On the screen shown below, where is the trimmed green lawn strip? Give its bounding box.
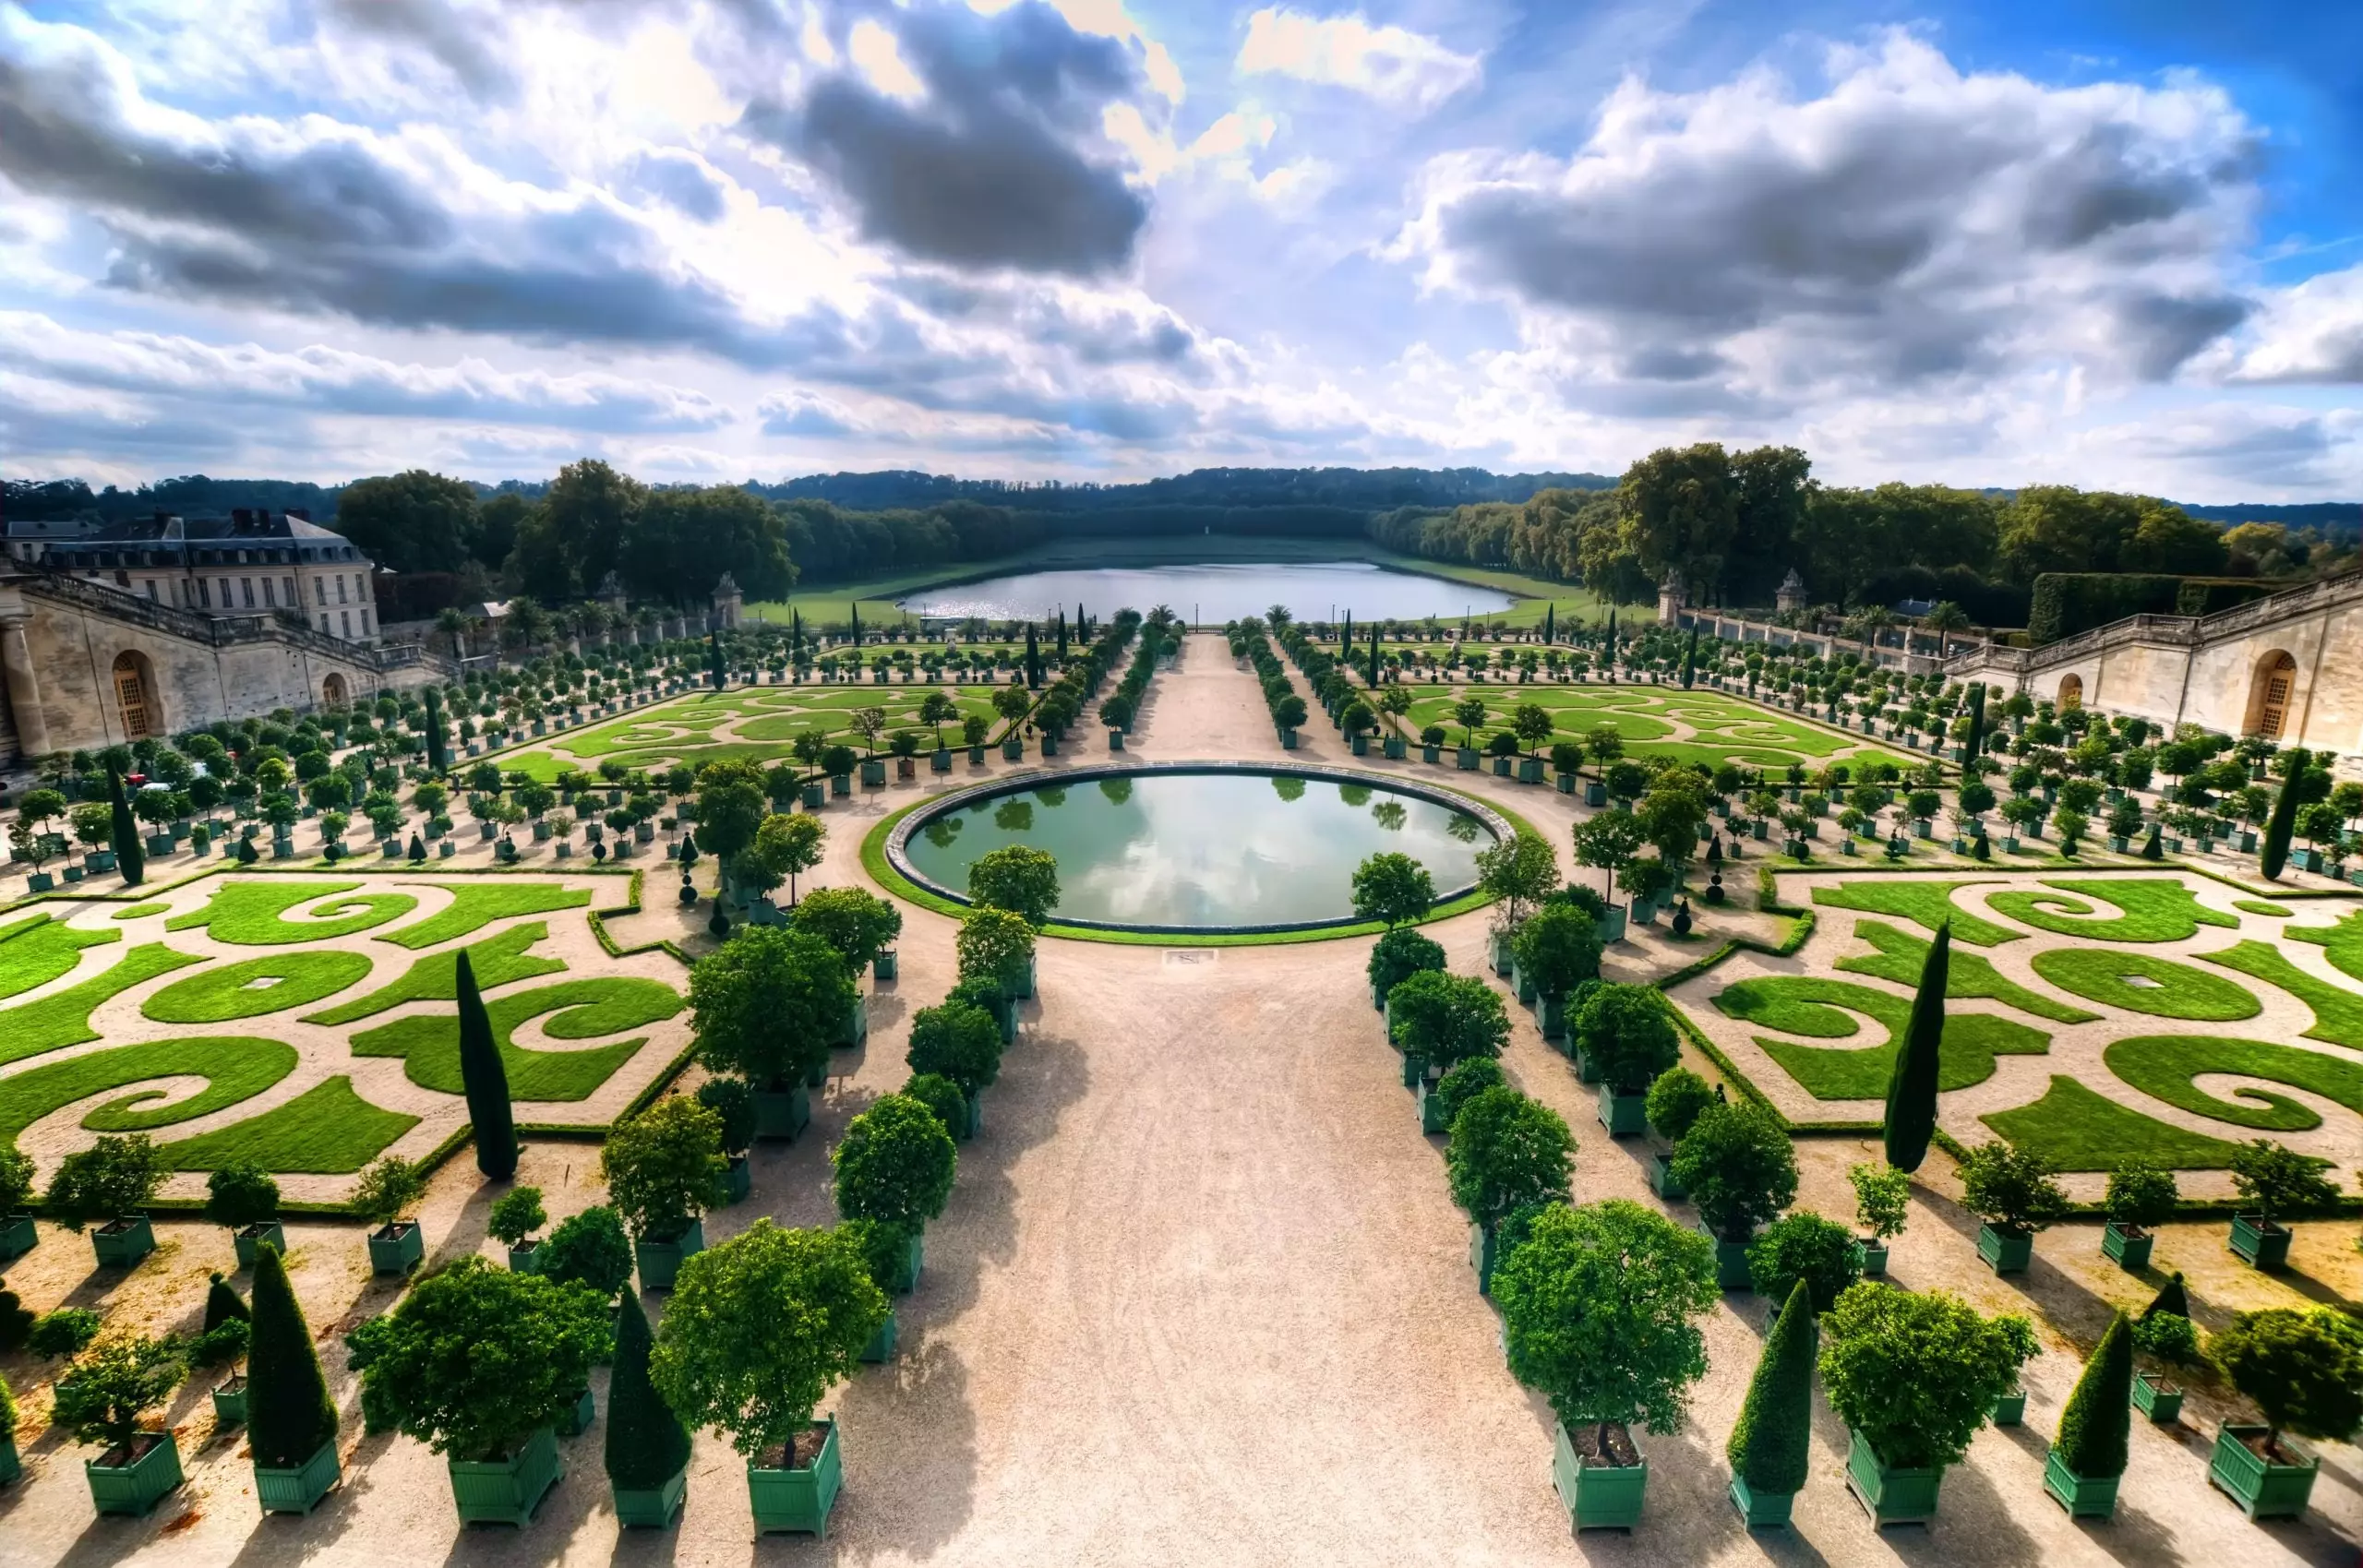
[0,1037,297,1144]
[160,1076,419,1173]
[2104,1034,2363,1133]
[0,943,205,1067]
[141,952,376,1023]
[1712,976,2049,1098]
[1982,1076,2248,1171]
[378,883,593,950]
[2236,899,2294,917]
[1808,880,2021,946]
[2288,908,2363,982]
[167,880,419,944]
[2028,949,2262,1023]
[2197,940,2363,1050]
[1986,877,2238,943]
[0,914,120,999]
[109,902,171,921]
[307,923,567,1025]
[1838,920,2097,1023]
[350,976,679,1099]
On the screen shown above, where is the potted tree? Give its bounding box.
[604,1096,726,1290]
[1642,1068,1715,1199]
[247,1243,342,1514]
[1446,1086,1574,1293]
[1495,1200,1718,1531]
[606,1286,692,1527]
[2102,1160,2176,1271]
[1819,1282,2032,1525]
[2131,1275,2198,1423]
[2227,1139,2337,1272]
[650,1219,887,1536]
[197,1274,252,1422]
[831,1093,957,1299]
[0,1146,36,1262]
[353,1257,611,1525]
[697,1076,759,1203]
[1847,1162,1909,1277]
[1367,926,1445,1014]
[46,1133,164,1267]
[488,1186,547,1273]
[1669,1104,1796,1291]
[54,1334,187,1515]
[354,1156,426,1274]
[906,999,1005,1131]
[687,928,857,1143]
[2206,1306,2363,1518]
[539,1205,636,1299]
[2044,1311,2133,1519]
[791,885,906,1039]
[1576,983,1677,1136]
[207,1161,283,1268]
[1960,1141,2069,1275]
[1727,1280,1815,1527]
[955,905,1038,1006]
[1510,902,1603,1042]
[1387,970,1508,1112]
[1744,1212,1864,1312]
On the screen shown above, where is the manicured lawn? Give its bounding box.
[1837,920,2097,1023]
[0,943,204,1068]
[2288,907,2363,983]
[159,1075,420,1173]
[309,923,568,1025]
[0,1035,297,1143]
[378,883,593,950]
[1393,683,1894,774]
[2235,899,2294,917]
[350,976,680,1099]
[2103,1034,2363,1132]
[2027,949,2262,1023]
[1985,877,2239,943]
[1807,880,2022,947]
[140,951,376,1023]
[108,902,171,921]
[1711,976,2050,1098]
[1980,1075,2248,1171]
[167,880,420,945]
[2199,940,2363,1049]
[0,913,119,1000]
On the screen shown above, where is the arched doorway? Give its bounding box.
[111,651,158,739]
[321,672,348,709]
[2245,651,2298,737]
[2057,673,2083,712]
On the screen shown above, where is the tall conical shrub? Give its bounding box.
[2261,747,2309,880]
[424,687,449,774]
[107,766,144,886]
[1883,920,1949,1171]
[1369,626,1381,688]
[606,1285,690,1491]
[1962,684,1986,763]
[246,1244,337,1469]
[2055,1311,2133,1479]
[2141,1272,2189,1322]
[1542,604,1554,645]
[1025,624,1042,688]
[1728,1279,1817,1496]
[849,603,861,647]
[456,951,518,1179]
[1680,626,1699,689]
[707,631,726,690]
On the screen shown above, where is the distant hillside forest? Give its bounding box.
[6,459,2357,628]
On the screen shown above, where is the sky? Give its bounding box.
[1,0,2359,500]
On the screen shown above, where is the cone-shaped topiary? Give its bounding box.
[455,950,518,1179]
[1728,1279,1816,1496]
[2055,1311,2133,1479]
[2141,1272,2189,1322]
[606,1285,690,1490]
[1962,684,1986,763]
[1882,920,1948,1172]
[203,1272,251,1333]
[246,1244,338,1469]
[2261,748,2309,881]
[108,766,144,886]
[425,687,450,774]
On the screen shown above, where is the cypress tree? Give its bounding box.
[246,1244,337,1470]
[2261,747,2309,880]
[2054,1311,2133,1480]
[707,631,726,690]
[1962,684,1986,763]
[425,687,449,774]
[1542,604,1554,645]
[1680,626,1699,689]
[1056,610,1068,660]
[1025,624,1041,688]
[456,951,519,1179]
[790,607,803,661]
[2141,1271,2189,1322]
[1342,609,1352,652]
[1369,627,1381,688]
[1728,1279,1816,1499]
[107,766,144,886]
[203,1271,250,1333]
[606,1285,691,1492]
[1883,920,1949,1171]
[849,603,861,648]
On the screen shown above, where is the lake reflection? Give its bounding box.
[902,560,1514,625]
[905,770,1493,928]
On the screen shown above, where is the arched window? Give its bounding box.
[2057,673,2083,712]
[321,672,348,709]
[112,651,158,738]
[2246,651,2298,737]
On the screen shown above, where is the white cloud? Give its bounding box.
[847,18,925,102]
[2220,264,2363,383]
[1237,7,1481,113]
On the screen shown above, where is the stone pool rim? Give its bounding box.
[882,760,1516,938]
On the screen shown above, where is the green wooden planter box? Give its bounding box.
[753,1083,810,1141]
[1421,745,1441,763]
[888,1227,924,1294]
[1470,1222,1502,1295]
[2101,1221,2152,1270]
[858,760,887,786]
[860,1307,899,1363]
[0,1433,18,1486]
[1418,1078,1451,1134]
[1551,1423,1647,1531]
[369,1220,425,1275]
[1510,960,1537,1004]
[2209,1424,2317,1519]
[749,1419,842,1538]
[1647,1151,1686,1201]
[1573,1046,1601,1084]
[838,993,870,1047]
[212,1373,247,1425]
[1490,933,1514,976]
[449,1426,561,1526]
[1991,1388,2026,1426]
[1860,1239,1889,1277]
[1977,1223,2033,1274]
[254,1440,341,1515]
[953,1091,983,1141]
[831,773,851,796]
[1598,1084,1649,1137]
[556,1385,596,1438]
[91,1213,156,1267]
[874,948,898,981]
[234,1220,285,1268]
[87,1432,185,1515]
[2229,1213,2290,1271]
[636,1218,705,1289]
[1002,737,1025,761]
[1700,1224,1752,1291]
[1400,1051,1423,1089]
[931,748,954,772]
[509,1240,542,1273]
[1844,1429,1942,1526]
[1011,952,1038,1000]
[717,1155,752,1205]
[1384,736,1408,760]
[1729,1474,1794,1528]
[1454,747,1479,770]
[801,783,825,808]
[0,1213,36,1261]
[1555,772,1576,794]
[1537,991,1566,1041]
[1517,757,1545,784]
[611,1466,687,1528]
[1349,734,1368,756]
[1492,756,1513,777]
[2132,1371,2182,1423]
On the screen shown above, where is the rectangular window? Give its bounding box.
[145,581,159,602]
[318,614,330,633]
[361,608,372,636]
[314,576,326,605]
[341,610,352,639]
[242,577,255,608]
[198,578,210,609]
[284,577,296,604]
[261,577,275,608]
[336,576,348,604]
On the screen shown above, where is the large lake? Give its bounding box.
[899,560,1515,626]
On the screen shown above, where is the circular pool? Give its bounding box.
[888,763,1509,934]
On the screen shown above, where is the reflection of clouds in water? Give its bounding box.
[993,800,1034,832]
[1273,776,1306,803]
[1373,801,1407,832]
[1098,777,1133,805]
